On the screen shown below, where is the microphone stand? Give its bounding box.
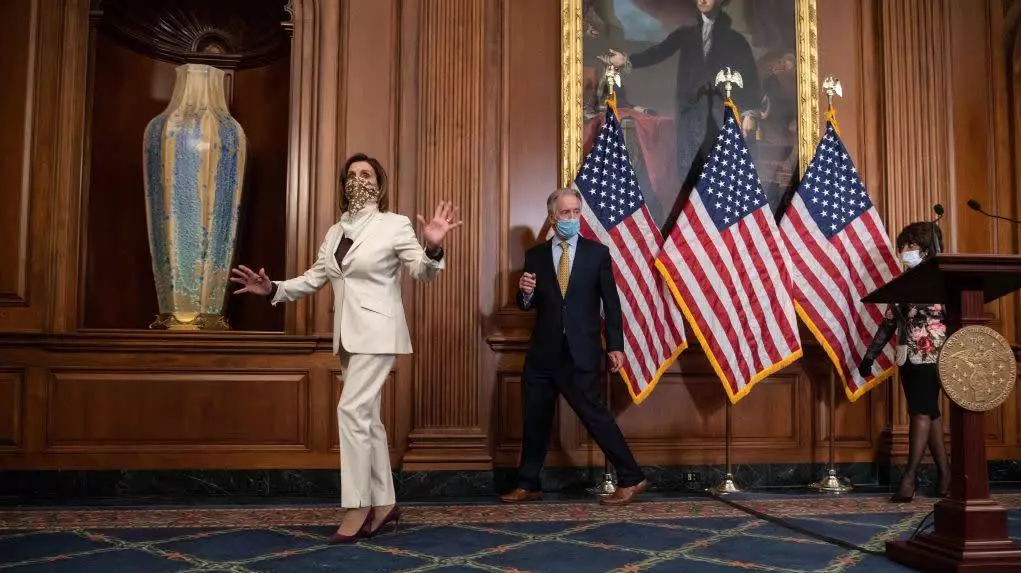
[930,205,943,256]
[968,202,1021,225]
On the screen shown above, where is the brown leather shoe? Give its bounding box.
[499,488,542,503]
[599,479,648,506]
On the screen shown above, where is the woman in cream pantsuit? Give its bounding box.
[231,153,461,543]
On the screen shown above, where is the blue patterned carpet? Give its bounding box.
[2,493,1020,572]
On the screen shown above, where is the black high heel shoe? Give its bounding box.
[890,473,916,503]
[890,483,916,503]
[890,492,915,503]
[363,505,402,538]
[329,508,375,544]
[937,472,951,498]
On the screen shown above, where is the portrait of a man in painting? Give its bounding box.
[581,0,799,228]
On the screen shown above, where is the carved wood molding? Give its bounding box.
[1008,0,1021,42]
[403,0,492,468]
[0,0,78,332]
[875,0,952,440]
[93,0,291,70]
[877,1,1017,444]
[44,369,311,452]
[878,0,952,241]
[282,0,330,337]
[0,369,24,453]
[0,331,319,354]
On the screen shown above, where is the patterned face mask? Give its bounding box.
[344,176,378,213]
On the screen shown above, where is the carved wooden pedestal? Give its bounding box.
[885,405,1021,571]
[865,257,1021,572]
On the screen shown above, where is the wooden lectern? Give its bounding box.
[863,254,1021,572]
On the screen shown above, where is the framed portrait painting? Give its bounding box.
[561,0,818,231]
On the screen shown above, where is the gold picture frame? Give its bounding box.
[559,0,819,189]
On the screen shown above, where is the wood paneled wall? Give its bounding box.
[1,0,1019,473]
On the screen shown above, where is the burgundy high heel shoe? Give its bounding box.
[363,505,402,538]
[328,508,375,544]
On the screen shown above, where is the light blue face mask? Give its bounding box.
[901,250,923,268]
[555,218,580,239]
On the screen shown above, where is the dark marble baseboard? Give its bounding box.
[2,461,1019,505]
[492,463,880,494]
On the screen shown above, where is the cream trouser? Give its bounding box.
[338,352,396,508]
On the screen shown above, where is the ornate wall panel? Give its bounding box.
[45,370,310,451]
[401,0,492,469]
[0,0,1018,475]
[878,0,1019,458]
[0,370,25,452]
[0,0,69,332]
[0,0,36,311]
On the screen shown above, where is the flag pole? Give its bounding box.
[806,76,852,494]
[709,399,741,494]
[587,64,624,498]
[707,67,745,496]
[809,367,853,493]
[588,368,617,497]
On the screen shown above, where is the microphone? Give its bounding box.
[930,203,943,256]
[967,199,1021,225]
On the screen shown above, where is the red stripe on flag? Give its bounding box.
[721,219,781,364]
[839,225,887,325]
[579,218,658,384]
[861,210,902,278]
[621,215,685,345]
[657,239,743,395]
[787,206,874,345]
[749,210,802,354]
[680,207,755,387]
[605,224,673,359]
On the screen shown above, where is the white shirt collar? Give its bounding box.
[554,233,579,248]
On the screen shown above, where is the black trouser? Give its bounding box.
[516,338,644,491]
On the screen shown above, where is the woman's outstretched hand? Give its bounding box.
[417,201,463,248]
[230,265,272,296]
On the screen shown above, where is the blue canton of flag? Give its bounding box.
[698,110,769,231]
[576,112,643,227]
[799,124,873,238]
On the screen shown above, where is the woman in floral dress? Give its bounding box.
[858,221,950,502]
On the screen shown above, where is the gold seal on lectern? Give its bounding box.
[937,325,1016,412]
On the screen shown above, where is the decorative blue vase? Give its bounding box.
[142,63,247,330]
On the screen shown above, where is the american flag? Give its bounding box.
[779,121,900,400]
[655,104,802,403]
[574,105,687,404]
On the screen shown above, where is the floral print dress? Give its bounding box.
[864,304,947,366]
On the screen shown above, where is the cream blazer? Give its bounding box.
[271,212,444,355]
